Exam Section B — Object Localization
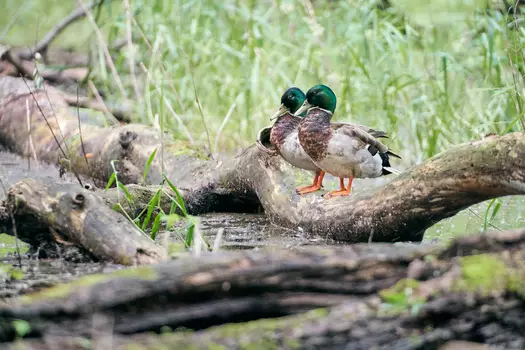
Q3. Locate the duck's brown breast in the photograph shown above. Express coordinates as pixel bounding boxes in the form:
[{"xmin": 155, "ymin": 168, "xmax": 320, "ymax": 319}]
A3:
[
  {"xmin": 269, "ymin": 114, "xmax": 300, "ymax": 151},
  {"xmin": 298, "ymin": 111, "xmax": 332, "ymax": 162}
]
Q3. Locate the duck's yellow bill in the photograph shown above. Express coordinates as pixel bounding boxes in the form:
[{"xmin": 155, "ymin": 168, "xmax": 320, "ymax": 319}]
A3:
[
  {"xmin": 270, "ymin": 104, "xmax": 289, "ymax": 121},
  {"xmin": 294, "ymin": 101, "xmax": 312, "ymax": 116}
]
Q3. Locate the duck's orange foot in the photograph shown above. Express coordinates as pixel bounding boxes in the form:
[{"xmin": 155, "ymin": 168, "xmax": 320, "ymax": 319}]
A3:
[
  {"xmin": 296, "ymin": 184, "xmax": 322, "ymax": 195},
  {"xmin": 323, "ymin": 176, "xmax": 353, "ymax": 199},
  {"xmin": 324, "ymin": 189, "xmax": 350, "ymax": 199}
]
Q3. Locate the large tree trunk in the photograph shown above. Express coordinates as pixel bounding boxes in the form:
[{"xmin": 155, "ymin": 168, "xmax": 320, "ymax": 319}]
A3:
[
  {"xmin": 1, "ymin": 228, "xmax": 524, "ymax": 349},
  {"xmin": 1, "ymin": 76, "xmax": 525, "ymax": 242}
]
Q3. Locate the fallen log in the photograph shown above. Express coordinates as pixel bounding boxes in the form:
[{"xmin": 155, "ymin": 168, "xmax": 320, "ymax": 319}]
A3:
[
  {"xmin": 0, "ymin": 156, "xmax": 165, "ymax": 265},
  {"xmin": 1, "ymin": 75, "xmax": 525, "ymax": 242},
  {"xmin": 1, "ymin": 228, "xmax": 525, "ymax": 349},
  {"xmin": 0, "ymin": 178, "xmax": 167, "ymax": 265},
  {"xmin": 0, "ymin": 149, "xmax": 166, "ymax": 266}
]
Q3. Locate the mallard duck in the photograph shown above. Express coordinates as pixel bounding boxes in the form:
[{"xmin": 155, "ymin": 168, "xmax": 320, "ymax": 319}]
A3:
[
  {"xmin": 294, "ymin": 84, "xmax": 401, "ymax": 199},
  {"xmin": 269, "ymin": 87, "xmax": 326, "ymax": 194}
]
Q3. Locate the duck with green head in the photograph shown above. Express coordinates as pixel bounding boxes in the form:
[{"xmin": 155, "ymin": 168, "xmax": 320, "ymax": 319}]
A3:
[
  {"xmin": 294, "ymin": 84, "xmax": 401, "ymax": 199},
  {"xmin": 269, "ymin": 87, "xmax": 326, "ymax": 194}
]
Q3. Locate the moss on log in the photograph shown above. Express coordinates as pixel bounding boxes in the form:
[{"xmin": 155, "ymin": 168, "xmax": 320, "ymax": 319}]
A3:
[{"xmin": 1, "ymin": 229, "xmax": 525, "ymax": 349}]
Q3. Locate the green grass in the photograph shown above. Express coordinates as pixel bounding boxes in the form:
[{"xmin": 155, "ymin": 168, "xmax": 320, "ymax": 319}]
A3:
[
  {"xmin": 3, "ymin": 0, "xmax": 525, "ymax": 240},
  {"xmin": 104, "ymin": 151, "xmax": 206, "ymax": 251},
  {"xmin": 5, "ymin": 0, "xmax": 524, "ymax": 157}
]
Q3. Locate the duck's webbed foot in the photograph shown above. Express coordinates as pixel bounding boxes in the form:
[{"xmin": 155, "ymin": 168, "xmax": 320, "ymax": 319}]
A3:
[
  {"xmin": 296, "ymin": 170, "xmax": 325, "ymax": 195},
  {"xmin": 324, "ymin": 176, "xmax": 353, "ymax": 199}
]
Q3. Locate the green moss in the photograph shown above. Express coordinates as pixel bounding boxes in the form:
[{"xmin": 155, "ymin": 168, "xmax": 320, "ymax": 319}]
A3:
[
  {"xmin": 423, "ymin": 254, "xmax": 436, "ymax": 263},
  {"xmin": 168, "ymin": 242, "xmax": 187, "ymax": 255},
  {"xmin": 0, "ymin": 234, "xmax": 29, "ymax": 258},
  {"xmin": 111, "ymin": 265, "xmax": 159, "ymax": 280},
  {"xmin": 205, "ymin": 308, "xmax": 328, "ymax": 349},
  {"xmin": 9, "ymin": 267, "xmax": 24, "ymax": 280},
  {"xmin": 379, "ymin": 254, "xmax": 523, "ymax": 317},
  {"xmin": 0, "ymin": 263, "xmax": 24, "ymax": 281},
  {"xmin": 164, "ymin": 142, "xmax": 209, "ymax": 160},
  {"xmin": 21, "ymin": 266, "xmax": 158, "ymax": 304},
  {"xmin": 380, "ymin": 278, "xmax": 421, "ymax": 304},
  {"xmin": 379, "ymin": 278, "xmax": 426, "ymax": 316},
  {"xmin": 453, "ymin": 254, "xmax": 508, "ymax": 295},
  {"xmin": 20, "ymin": 273, "xmax": 111, "ymax": 304},
  {"xmin": 74, "ymin": 337, "xmax": 92, "ymax": 349}
]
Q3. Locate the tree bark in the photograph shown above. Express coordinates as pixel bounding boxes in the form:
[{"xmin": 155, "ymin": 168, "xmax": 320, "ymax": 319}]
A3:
[
  {"xmin": 1, "ymin": 228, "xmax": 525, "ymax": 349},
  {"xmin": 1, "ymin": 76, "xmax": 525, "ymax": 242},
  {"xmin": 0, "ymin": 178, "xmax": 167, "ymax": 265}
]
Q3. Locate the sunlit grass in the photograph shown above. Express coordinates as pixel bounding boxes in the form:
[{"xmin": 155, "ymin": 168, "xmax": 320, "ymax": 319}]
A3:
[
  {"xmin": 2, "ymin": 0, "xmax": 522, "ymax": 159},
  {"xmin": 2, "ymin": 0, "xmax": 525, "ymax": 239}
]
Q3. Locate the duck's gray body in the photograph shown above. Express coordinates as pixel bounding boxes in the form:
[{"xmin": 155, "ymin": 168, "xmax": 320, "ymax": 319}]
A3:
[{"xmin": 298, "ymin": 107, "xmax": 400, "ymax": 179}]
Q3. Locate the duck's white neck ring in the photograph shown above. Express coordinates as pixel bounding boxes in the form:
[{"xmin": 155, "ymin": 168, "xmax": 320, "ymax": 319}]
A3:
[{"xmin": 308, "ymin": 106, "xmax": 333, "ymax": 115}]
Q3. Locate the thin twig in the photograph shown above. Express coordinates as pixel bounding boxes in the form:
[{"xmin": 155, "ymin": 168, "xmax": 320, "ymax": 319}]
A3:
[
  {"xmin": 77, "ymin": 85, "xmax": 92, "ymax": 178},
  {"xmin": 78, "ymin": 0, "xmax": 128, "ymax": 98},
  {"xmin": 467, "ymin": 208, "xmax": 502, "ymax": 231},
  {"xmin": 87, "ymin": 80, "xmax": 118, "ymax": 125},
  {"xmin": 123, "ymin": 0, "xmax": 142, "ymax": 104},
  {"xmin": 130, "ymin": 15, "xmax": 190, "ymax": 124},
  {"xmin": 35, "ymin": 65, "xmax": 71, "ymax": 156},
  {"xmin": 187, "ymin": 56, "xmax": 213, "ymax": 158},
  {"xmin": 214, "ymin": 98, "xmax": 238, "ymax": 154},
  {"xmin": 21, "ymin": 76, "xmax": 84, "ymax": 187},
  {"xmin": 139, "ymin": 62, "xmax": 195, "ymax": 143},
  {"xmin": 0, "ymin": 180, "xmax": 22, "ymax": 268},
  {"xmin": 21, "ymin": 77, "xmax": 68, "ymax": 159},
  {"xmin": 18, "ymin": 1, "xmax": 103, "ymax": 60},
  {"xmin": 25, "ymin": 98, "xmax": 39, "ymax": 168},
  {"xmin": 61, "ymin": 89, "xmax": 127, "ymax": 123}
]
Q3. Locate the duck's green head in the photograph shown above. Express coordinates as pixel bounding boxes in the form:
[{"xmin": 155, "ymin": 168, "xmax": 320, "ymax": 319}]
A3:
[
  {"xmin": 270, "ymin": 87, "xmax": 306, "ymax": 120},
  {"xmin": 294, "ymin": 84, "xmax": 337, "ymax": 116}
]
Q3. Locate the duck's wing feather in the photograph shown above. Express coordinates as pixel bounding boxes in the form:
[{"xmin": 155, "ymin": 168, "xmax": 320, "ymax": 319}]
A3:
[
  {"xmin": 331, "ymin": 123, "xmax": 389, "ymax": 152},
  {"xmin": 331, "ymin": 122, "xmax": 402, "ymax": 159},
  {"xmin": 331, "ymin": 122, "xmax": 388, "ymax": 139},
  {"xmin": 331, "ymin": 123, "xmax": 402, "ymax": 159}
]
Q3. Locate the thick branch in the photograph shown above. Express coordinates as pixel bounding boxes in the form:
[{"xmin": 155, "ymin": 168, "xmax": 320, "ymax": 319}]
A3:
[
  {"xmin": 1, "ymin": 76, "xmax": 525, "ymax": 242},
  {"xmin": 1, "ymin": 229, "xmax": 525, "ymax": 348},
  {"xmin": 17, "ymin": 1, "xmax": 102, "ymax": 60}
]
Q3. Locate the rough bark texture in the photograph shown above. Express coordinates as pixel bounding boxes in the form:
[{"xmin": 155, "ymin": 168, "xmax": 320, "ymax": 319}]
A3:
[
  {"xmin": 1, "ymin": 76, "xmax": 525, "ymax": 242},
  {"xmin": 1, "ymin": 229, "xmax": 525, "ymax": 349},
  {"xmin": 2, "ymin": 178, "xmax": 167, "ymax": 265}
]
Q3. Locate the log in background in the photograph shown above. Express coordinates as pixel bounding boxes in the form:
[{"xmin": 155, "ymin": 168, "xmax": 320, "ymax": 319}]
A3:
[{"xmin": 0, "ymin": 76, "xmax": 525, "ymax": 243}]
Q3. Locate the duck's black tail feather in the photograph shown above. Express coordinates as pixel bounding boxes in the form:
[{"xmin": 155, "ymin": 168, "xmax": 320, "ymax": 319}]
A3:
[
  {"xmin": 386, "ymin": 150, "xmax": 402, "ymax": 159},
  {"xmin": 379, "ymin": 151, "xmax": 402, "ymax": 175},
  {"xmin": 367, "ymin": 145, "xmax": 402, "ymax": 175}
]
